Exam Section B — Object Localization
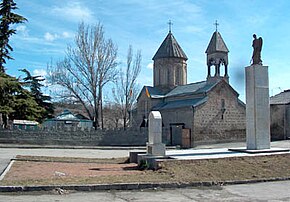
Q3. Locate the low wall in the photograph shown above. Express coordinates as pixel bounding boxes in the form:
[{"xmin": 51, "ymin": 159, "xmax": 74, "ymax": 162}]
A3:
[
  {"xmin": 0, "ymin": 128, "xmax": 247, "ymax": 147},
  {"xmin": 0, "ymin": 128, "xmax": 149, "ymax": 146}
]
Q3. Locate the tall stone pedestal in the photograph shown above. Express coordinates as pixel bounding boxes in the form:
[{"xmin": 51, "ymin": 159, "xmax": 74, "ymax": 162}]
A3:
[{"xmin": 245, "ymin": 65, "xmax": 270, "ymax": 150}]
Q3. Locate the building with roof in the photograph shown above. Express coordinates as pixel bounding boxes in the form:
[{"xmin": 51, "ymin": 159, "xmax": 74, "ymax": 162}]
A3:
[
  {"xmin": 43, "ymin": 109, "xmax": 93, "ymax": 131},
  {"xmin": 13, "ymin": 120, "xmax": 39, "ymax": 130},
  {"xmin": 270, "ymin": 90, "xmax": 290, "ymax": 140},
  {"xmin": 135, "ymin": 28, "xmax": 246, "ymax": 147}
]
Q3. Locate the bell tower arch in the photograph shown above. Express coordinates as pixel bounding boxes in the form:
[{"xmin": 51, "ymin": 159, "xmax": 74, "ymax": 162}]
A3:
[{"xmin": 205, "ymin": 21, "xmax": 229, "ymax": 83}]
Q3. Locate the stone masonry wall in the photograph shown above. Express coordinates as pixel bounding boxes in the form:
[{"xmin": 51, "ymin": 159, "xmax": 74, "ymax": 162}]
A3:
[
  {"xmin": 154, "ymin": 58, "xmax": 187, "ymax": 87},
  {"xmin": 160, "ymin": 108, "xmax": 193, "ymax": 146},
  {"xmin": 192, "ymin": 82, "xmax": 246, "ymax": 145},
  {"xmin": 0, "ymin": 128, "xmax": 149, "ymax": 146}
]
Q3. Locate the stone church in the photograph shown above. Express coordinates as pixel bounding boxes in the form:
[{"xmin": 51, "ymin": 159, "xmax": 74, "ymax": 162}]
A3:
[{"xmin": 136, "ymin": 28, "xmax": 246, "ymax": 147}]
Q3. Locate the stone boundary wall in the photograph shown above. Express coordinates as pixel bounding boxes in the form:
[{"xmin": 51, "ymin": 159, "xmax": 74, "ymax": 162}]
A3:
[
  {"xmin": 0, "ymin": 128, "xmax": 151, "ymax": 146},
  {"xmin": 0, "ymin": 127, "xmax": 246, "ymax": 147}
]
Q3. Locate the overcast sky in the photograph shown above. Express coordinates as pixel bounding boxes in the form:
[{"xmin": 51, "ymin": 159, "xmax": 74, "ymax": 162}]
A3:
[{"xmin": 6, "ymin": 0, "xmax": 290, "ymax": 102}]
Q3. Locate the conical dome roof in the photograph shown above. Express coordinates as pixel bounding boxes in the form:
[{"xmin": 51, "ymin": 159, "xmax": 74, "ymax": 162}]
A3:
[
  {"xmin": 153, "ymin": 32, "xmax": 188, "ymax": 60},
  {"xmin": 205, "ymin": 31, "xmax": 229, "ymax": 54}
]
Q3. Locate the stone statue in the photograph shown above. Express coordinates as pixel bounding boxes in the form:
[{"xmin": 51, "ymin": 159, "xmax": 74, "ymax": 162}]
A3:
[{"xmin": 251, "ymin": 34, "xmax": 263, "ymax": 65}]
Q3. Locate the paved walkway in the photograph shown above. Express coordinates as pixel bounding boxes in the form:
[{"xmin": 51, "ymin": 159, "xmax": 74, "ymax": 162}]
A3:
[
  {"xmin": 168, "ymin": 140, "xmax": 290, "ymax": 160},
  {"xmin": 193, "ymin": 140, "xmax": 290, "ymax": 149},
  {"xmin": 166, "ymin": 147, "xmax": 290, "ymax": 160},
  {"xmin": 0, "ymin": 181, "xmax": 290, "ymax": 201}
]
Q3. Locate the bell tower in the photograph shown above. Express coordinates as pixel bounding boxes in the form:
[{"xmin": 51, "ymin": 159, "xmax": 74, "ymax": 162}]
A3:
[
  {"xmin": 152, "ymin": 21, "xmax": 188, "ymax": 92},
  {"xmin": 205, "ymin": 21, "xmax": 229, "ymax": 83}
]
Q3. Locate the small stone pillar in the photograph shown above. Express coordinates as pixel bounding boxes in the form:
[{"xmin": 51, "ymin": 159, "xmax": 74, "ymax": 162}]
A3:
[
  {"xmin": 146, "ymin": 111, "xmax": 165, "ymax": 156},
  {"xmin": 245, "ymin": 64, "xmax": 270, "ymax": 150}
]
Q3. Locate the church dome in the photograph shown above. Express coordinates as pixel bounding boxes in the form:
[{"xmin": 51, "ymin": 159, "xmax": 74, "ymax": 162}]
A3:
[{"xmin": 152, "ymin": 32, "xmax": 188, "ymax": 60}]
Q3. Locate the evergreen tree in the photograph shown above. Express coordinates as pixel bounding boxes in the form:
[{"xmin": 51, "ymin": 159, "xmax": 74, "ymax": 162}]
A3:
[
  {"xmin": 0, "ymin": 72, "xmax": 43, "ymax": 127},
  {"xmin": 0, "ymin": 0, "xmax": 27, "ymax": 72},
  {"xmin": 20, "ymin": 69, "xmax": 54, "ymax": 120}
]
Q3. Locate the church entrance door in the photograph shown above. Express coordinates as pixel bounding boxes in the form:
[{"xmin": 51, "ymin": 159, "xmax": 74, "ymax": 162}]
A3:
[{"xmin": 170, "ymin": 123, "xmax": 184, "ymax": 146}]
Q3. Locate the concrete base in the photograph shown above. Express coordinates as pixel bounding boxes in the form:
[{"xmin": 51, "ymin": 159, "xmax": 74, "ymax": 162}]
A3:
[
  {"xmin": 137, "ymin": 154, "xmax": 170, "ymax": 170},
  {"xmin": 228, "ymin": 147, "xmax": 289, "ymax": 154},
  {"xmin": 129, "ymin": 151, "xmax": 146, "ymax": 163},
  {"xmin": 146, "ymin": 142, "xmax": 166, "ymax": 156}
]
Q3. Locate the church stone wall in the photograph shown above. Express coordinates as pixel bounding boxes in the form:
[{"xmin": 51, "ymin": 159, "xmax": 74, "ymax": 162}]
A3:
[
  {"xmin": 136, "ymin": 91, "xmax": 163, "ymax": 127},
  {"xmin": 192, "ymin": 82, "xmax": 246, "ymax": 145},
  {"xmin": 159, "ymin": 108, "xmax": 193, "ymax": 146},
  {"xmin": 160, "ymin": 107, "xmax": 193, "ymax": 129}
]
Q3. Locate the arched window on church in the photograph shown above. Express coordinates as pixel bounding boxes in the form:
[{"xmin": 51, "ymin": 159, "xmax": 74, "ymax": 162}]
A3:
[
  {"xmin": 221, "ymin": 99, "xmax": 226, "ymax": 119},
  {"xmin": 166, "ymin": 68, "xmax": 169, "ymax": 85},
  {"xmin": 175, "ymin": 67, "xmax": 180, "ymax": 85},
  {"xmin": 158, "ymin": 68, "xmax": 161, "ymax": 86}
]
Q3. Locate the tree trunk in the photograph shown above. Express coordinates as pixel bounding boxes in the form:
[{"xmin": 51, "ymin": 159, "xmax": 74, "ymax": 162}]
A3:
[
  {"xmin": 123, "ymin": 116, "xmax": 126, "ymax": 130},
  {"xmin": 94, "ymin": 95, "xmax": 99, "ymax": 130},
  {"xmin": 2, "ymin": 113, "xmax": 8, "ymax": 129},
  {"xmin": 97, "ymin": 85, "xmax": 102, "ymax": 130},
  {"xmin": 101, "ymin": 97, "xmax": 104, "ymax": 129}
]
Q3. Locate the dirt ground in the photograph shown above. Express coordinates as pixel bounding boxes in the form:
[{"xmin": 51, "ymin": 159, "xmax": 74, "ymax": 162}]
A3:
[
  {"xmin": 0, "ymin": 154, "xmax": 289, "ymax": 186},
  {"xmin": 4, "ymin": 161, "xmax": 141, "ymax": 180}
]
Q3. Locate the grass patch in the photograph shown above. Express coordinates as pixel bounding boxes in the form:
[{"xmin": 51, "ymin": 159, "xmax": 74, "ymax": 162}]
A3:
[{"xmin": 158, "ymin": 154, "xmax": 290, "ymax": 182}]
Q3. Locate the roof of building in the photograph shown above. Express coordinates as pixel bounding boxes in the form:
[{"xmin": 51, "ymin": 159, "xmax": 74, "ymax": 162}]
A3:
[
  {"xmin": 152, "ymin": 97, "xmax": 207, "ymax": 110},
  {"xmin": 165, "ymin": 81, "xmax": 217, "ymax": 97},
  {"xmin": 140, "ymin": 80, "xmax": 232, "ymax": 100},
  {"xmin": 55, "ymin": 109, "xmax": 77, "ymax": 120},
  {"xmin": 75, "ymin": 113, "xmax": 90, "ymax": 120},
  {"xmin": 139, "ymin": 86, "xmax": 165, "ymax": 99},
  {"xmin": 45, "ymin": 109, "xmax": 92, "ymax": 122},
  {"xmin": 152, "ymin": 32, "xmax": 188, "ymax": 60},
  {"xmin": 270, "ymin": 90, "xmax": 290, "ymax": 105},
  {"xmin": 138, "ymin": 79, "xmax": 242, "ymax": 111},
  {"xmin": 205, "ymin": 31, "xmax": 229, "ymax": 54},
  {"xmin": 13, "ymin": 120, "xmax": 39, "ymax": 125}
]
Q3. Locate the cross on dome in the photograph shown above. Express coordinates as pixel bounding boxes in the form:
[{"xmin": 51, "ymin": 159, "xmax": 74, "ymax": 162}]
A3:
[
  {"xmin": 214, "ymin": 20, "xmax": 219, "ymax": 32},
  {"xmin": 168, "ymin": 20, "xmax": 173, "ymax": 33}
]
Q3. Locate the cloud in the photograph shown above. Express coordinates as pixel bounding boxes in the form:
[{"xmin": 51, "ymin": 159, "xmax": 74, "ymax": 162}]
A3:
[
  {"xmin": 44, "ymin": 31, "xmax": 73, "ymax": 42},
  {"xmin": 32, "ymin": 69, "xmax": 49, "ymax": 86},
  {"xmin": 16, "ymin": 25, "xmax": 29, "ymax": 37},
  {"xmin": 44, "ymin": 32, "xmax": 58, "ymax": 42},
  {"xmin": 62, "ymin": 32, "xmax": 71, "ymax": 38},
  {"xmin": 51, "ymin": 2, "xmax": 94, "ymax": 22},
  {"xmin": 147, "ymin": 62, "xmax": 153, "ymax": 69},
  {"xmin": 33, "ymin": 69, "xmax": 47, "ymax": 77}
]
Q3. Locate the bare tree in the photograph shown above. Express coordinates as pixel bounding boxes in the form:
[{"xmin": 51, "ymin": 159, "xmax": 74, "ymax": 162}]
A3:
[
  {"xmin": 112, "ymin": 45, "xmax": 141, "ymax": 129},
  {"xmin": 102, "ymin": 102, "xmax": 123, "ymax": 129},
  {"xmin": 47, "ymin": 22, "xmax": 118, "ymax": 129}
]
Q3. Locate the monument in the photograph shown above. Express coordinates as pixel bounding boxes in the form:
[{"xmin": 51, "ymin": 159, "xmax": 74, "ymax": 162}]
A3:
[
  {"xmin": 146, "ymin": 111, "xmax": 166, "ymax": 156},
  {"xmin": 230, "ymin": 34, "xmax": 288, "ymax": 153},
  {"xmin": 251, "ymin": 34, "xmax": 263, "ymax": 65},
  {"xmin": 133, "ymin": 111, "xmax": 166, "ymax": 169},
  {"xmin": 246, "ymin": 34, "xmax": 270, "ymax": 150}
]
